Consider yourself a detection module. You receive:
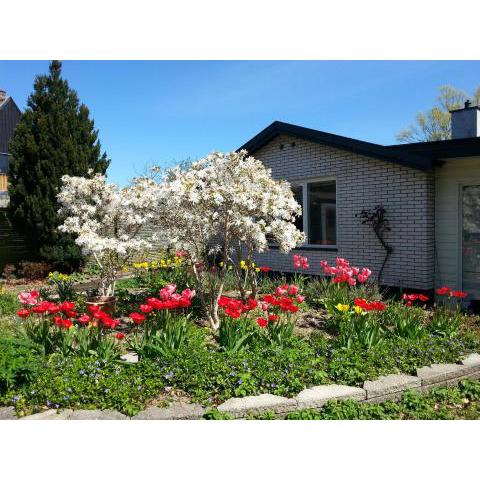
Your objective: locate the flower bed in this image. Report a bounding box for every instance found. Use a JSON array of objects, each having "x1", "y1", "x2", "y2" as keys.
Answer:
[{"x1": 1, "y1": 253, "x2": 480, "y2": 418}]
